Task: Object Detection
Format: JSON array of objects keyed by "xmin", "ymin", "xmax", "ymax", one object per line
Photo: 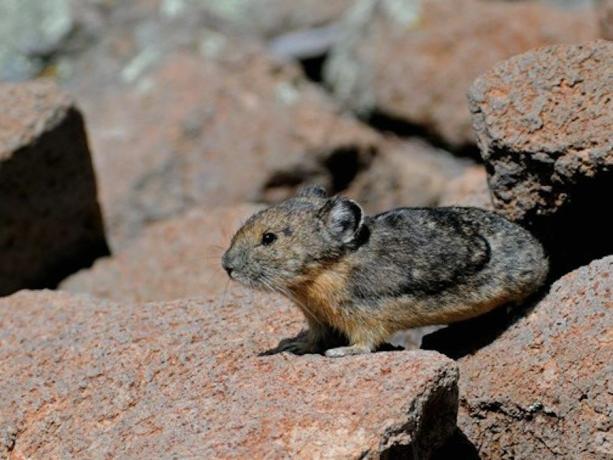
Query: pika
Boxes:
[{"xmin": 222, "ymin": 186, "xmax": 548, "ymax": 358}]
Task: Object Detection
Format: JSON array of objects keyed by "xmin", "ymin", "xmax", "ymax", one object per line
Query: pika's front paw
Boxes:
[
  {"xmin": 325, "ymin": 345, "xmax": 371, "ymax": 358},
  {"xmin": 274, "ymin": 333, "xmax": 320, "ymax": 355}
]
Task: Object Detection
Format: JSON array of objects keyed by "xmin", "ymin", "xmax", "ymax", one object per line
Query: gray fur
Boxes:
[{"xmin": 347, "ymin": 207, "xmax": 547, "ymax": 316}]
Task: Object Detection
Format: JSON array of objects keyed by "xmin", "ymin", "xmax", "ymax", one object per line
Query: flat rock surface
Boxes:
[
  {"xmin": 325, "ymin": 0, "xmax": 597, "ymax": 149},
  {"xmin": 0, "ymin": 80, "xmax": 108, "ymax": 296},
  {"xmin": 62, "ymin": 205, "xmax": 260, "ymax": 303},
  {"xmin": 0, "ymin": 290, "xmax": 459, "ymax": 459},
  {"xmin": 457, "ymin": 256, "xmax": 613, "ymax": 459}
]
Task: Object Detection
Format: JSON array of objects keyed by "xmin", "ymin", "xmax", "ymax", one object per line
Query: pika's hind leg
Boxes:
[
  {"xmin": 325, "ymin": 321, "xmax": 392, "ymax": 357},
  {"xmin": 325, "ymin": 344, "xmax": 372, "ymax": 358}
]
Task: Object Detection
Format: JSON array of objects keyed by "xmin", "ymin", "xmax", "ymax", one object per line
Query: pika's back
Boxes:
[{"xmin": 346, "ymin": 206, "xmax": 548, "ymax": 305}]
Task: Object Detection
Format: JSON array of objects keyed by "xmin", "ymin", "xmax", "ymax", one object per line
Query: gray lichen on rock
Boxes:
[{"xmin": 0, "ymin": 0, "xmax": 73, "ymax": 81}]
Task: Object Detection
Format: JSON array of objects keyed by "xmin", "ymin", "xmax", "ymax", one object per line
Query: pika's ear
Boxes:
[
  {"xmin": 297, "ymin": 184, "xmax": 327, "ymax": 198},
  {"xmin": 320, "ymin": 197, "xmax": 364, "ymax": 244}
]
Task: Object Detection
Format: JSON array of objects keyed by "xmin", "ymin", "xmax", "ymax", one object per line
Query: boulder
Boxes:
[
  {"xmin": 439, "ymin": 166, "xmax": 494, "ymax": 210},
  {"xmin": 453, "ymin": 255, "xmax": 612, "ymax": 459},
  {"xmin": 325, "ymin": 0, "xmax": 598, "ymax": 149},
  {"xmin": 62, "ymin": 205, "xmax": 260, "ymax": 303},
  {"xmin": 0, "ymin": 80, "xmax": 108, "ymax": 296},
  {"xmin": 469, "ymin": 40, "xmax": 613, "ymax": 272},
  {"xmin": 0, "ymin": 290, "xmax": 459, "ymax": 459}
]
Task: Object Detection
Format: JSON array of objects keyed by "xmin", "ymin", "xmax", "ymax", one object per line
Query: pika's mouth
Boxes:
[{"xmin": 226, "ymin": 269, "xmax": 260, "ymax": 288}]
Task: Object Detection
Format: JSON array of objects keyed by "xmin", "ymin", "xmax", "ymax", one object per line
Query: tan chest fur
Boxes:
[{"xmin": 289, "ymin": 261, "xmax": 353, "ymax": 330}]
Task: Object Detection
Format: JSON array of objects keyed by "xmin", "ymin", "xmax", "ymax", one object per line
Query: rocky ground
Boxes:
[{"xmin": 0, "ymin": 1, "xmax": 611, "ymax": 458}]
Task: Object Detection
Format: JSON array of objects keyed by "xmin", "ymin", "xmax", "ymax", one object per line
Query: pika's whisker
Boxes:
[{"xmin": 217, "ymin": 278, "xmax": 231, "ymax": 309}]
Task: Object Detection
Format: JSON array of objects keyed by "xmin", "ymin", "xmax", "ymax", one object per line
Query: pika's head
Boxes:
[{"xmin": 222, "ymin": 186, "xmax": 365, "ymax": 292}]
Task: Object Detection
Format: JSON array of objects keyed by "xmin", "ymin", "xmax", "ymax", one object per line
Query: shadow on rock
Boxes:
[
  {"xmin": 431, "ymin": 428, "xmax": 480, "ymax": 460},
  {"xmin": 421, "ymin": 289, "xmax": 548, "ymax": 360}
]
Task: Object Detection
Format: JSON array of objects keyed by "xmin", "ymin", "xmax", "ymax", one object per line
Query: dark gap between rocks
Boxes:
[
  {"xmin": 33, "ymin": 238, "xmax": 111, "ymax": 291},
  {"xmin": 522, "ymin": 171, "xmax": 613, "ymax": 280},
  {"xmin": 298, "ymin": 53, "xmax": 328, "ymax": 83},
  {"xmin": 430, "ymin": 429, "xmax": 480, "ymax": 460},
  {"xmin": 324, "ymin": 146, "xmax": 366, "ymax": 192},
  {"xmin": 364, "ymin": 109, "xmax": 482, "ymax": 161},
  {"xmin": 260, "ymin": 146, "xmax": 370, "ymax": 203}
]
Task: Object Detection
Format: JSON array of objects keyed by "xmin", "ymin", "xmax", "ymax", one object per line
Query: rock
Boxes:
[
  {"xmin": 0, "ymin": 0, "xmax": 73, "ymax": 81},
  {"xmin": 192, "ymin": 0, "xmax": 353, "ymax": 39},
  {"xmin": 346, "ymin": 138, "xmax": 470, "ymax": 213},
  {"xmin": 469, "ymin": 40, "xmax": 613, "ymax": 272},
  {"xmin": 62, "ymin": 205, "xmax": 260, "ymax": 303},
  {"xmin": 597, "ymin": 0, "xmax": 613, "ymax": 39},
  {"xmin": 449, "ymin": 256, "xmax": 612, "ymax": 459},
  {"xmin": 0, "ymin": 80, "xmax": 108, "ymax": 296},
  {"xmin": 439, "ymin": 166, "xmax": 494, "ymax": 210},
  {"xmin": 70, "ymin": 47, "xmax": 379, "ymax": 249},
  {"xmin": 325, "ymin": 0, "xmax": 598, "ymax": 149},
  {"xmin": 0, "ymin": 290, "xmax": 459, "ymax": 458}
]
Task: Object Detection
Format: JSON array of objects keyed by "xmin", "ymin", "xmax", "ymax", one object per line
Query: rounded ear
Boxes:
[
  {"xmin": 320, "ymin": 198, "xmax": 364, "ymax": 244},
  {"xmin": 297, "ymin": 184, "xmax": 327, "ymax": 198}
]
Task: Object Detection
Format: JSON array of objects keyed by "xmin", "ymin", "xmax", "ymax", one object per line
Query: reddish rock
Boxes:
[
  {"xmin": 598, "ymin": 0, "xmax": 613, "ymax": 39},
  {"xmin": 325, "ymin": 0, "xmax": 598, "ymax": 149},
  {"xmin": 0, "ymin": 80, "xmax": 108, "ymax": 296},
  {"xmin": 72, "ymin": 48, "xmax": 379, "ymax": 249},
  {"xmin": 0, "ymin": 290, "xmax": 459, "ymax": 459},
  {"xmin": 62, "ymin": 205, "xmax": 260, "ymax": 303},
  {"xmin": 453, "ymin": 256, "xmax": 612, "ymax": 459},
  {"xmin": 469, "ymin": 40, "xmax": 612, "ymax": 222},
  {"xmin": 469, "ymin": 40, "xmax": 613, "ymax": 271},
  {"xmin": 346, "ymin": 139, "xmax": 469, "ymax": 214},
  {"xmin": 439, "ymin": 166, "xmax": 494, "ymax": 210}
]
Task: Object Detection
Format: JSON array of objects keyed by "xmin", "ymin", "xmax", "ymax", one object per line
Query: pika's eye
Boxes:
[{"xmin": 261, "ymin": 232, "xmax": 277, "ymax": 246}]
